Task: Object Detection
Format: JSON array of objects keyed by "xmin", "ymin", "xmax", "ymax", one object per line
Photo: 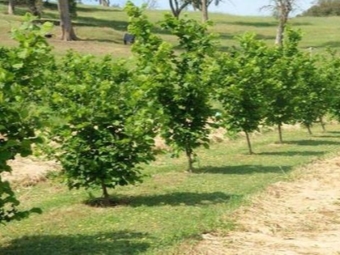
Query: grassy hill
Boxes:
[{"xmin": 1, "ymin": 2, "xmax": 340, "ymax": 58}]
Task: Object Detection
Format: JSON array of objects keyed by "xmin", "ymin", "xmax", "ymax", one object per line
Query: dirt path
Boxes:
[{"xmin": 193, "ymin": 155, "xmax": 340, "ymax": 255}]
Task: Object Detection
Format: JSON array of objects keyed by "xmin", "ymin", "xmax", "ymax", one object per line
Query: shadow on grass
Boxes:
[
  {"xmin": 196, "ymin": 165, "xmax": 291, "ymax": 175},
  {"xmin": 84, "ymin": 191, "xmax": 238, "ymax": 207},
  {"xmin": 284, "ymin": 139, "xmax": 340, "ymax": 146},
  {"xmin": 220, "ymin": 21, "xmax": 277, "ymax": 27},
  {"xmin": 220, "ymin": 21, "xmax": 311, "ymax": 27},
  {"xmin": 258, "ymin": 151, "xmax": 324, "ymax": 156},
  {"xmin": 75, "ymin": 17, "xmax": 129, "ymax": 31},
  {"xmin": 320, "ymin": 41, "xmax": 340, "ymax": 48},
  {"xmin": 0, "ymin": 231, "xmax": 150, "ymax": 255},
  {"xmin": 127, "ymin": 192, "xmax": 238, "ymax": 207}
]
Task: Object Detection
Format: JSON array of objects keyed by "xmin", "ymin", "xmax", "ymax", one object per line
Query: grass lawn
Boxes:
[
  {"xmin": 1, "ymin": 3, "xmax": 340, "ymax": 58},
  {"xmin": 1, "ymin": 123, "xmax": 340, "ymax": 255}
]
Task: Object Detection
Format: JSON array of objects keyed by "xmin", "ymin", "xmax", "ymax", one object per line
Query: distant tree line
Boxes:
[{"xmin": 301, "ymin": 0, "xmax": 340, "ymax": 16}]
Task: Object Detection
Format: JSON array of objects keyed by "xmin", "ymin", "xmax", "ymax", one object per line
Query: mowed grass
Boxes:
[
  {"xmin": 1, "ymin": 123, "xmax": 340, "ymax": 254},
  {"xmin": 1, "ymin": 2, "xmax": 340, "ymax": 58}
]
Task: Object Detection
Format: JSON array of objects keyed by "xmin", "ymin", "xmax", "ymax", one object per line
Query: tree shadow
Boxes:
[
  {"xmin": 284, "ymin": 139, "xmax": 340, "ymax": 146},
  {"xmin": 75, "ymin": 17, "xmax": 129, "ymax": 31},
  {"xmin": 320, "ymin": 41, "xmax": 340, "ymax": 48},
  {"xmin": 255, "ymin": 34, "xmax": 276, "ymax": 40},
  {"xmin": 220, "ymin": 21, "xmax": 277, "ymax": 27},
  {"xmin": 76, "ymin": 6, "xmax": 123, "ymax": 13},
  {"xmin": 84, "ymin": 191, "xmax": 238, "ymax": 207},
  {"xmin": 258, "ymin": 151, "xmax": 324, "ymax": 156},
  {"xmin": 0, "ymin": 231, "xmax": 150, "ymax": 255},
  {"xmin": 195, "ymin": 165, "xmax": 291, "ymax": 175},
  {"xmin": 126, "ymin": 192, "xmax": 239, "ymax": 207}
]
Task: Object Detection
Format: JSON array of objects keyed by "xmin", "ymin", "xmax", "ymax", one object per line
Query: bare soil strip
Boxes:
[{"xmin": 193, "ymin": 155, "xmax": 340, "ymax": 255}]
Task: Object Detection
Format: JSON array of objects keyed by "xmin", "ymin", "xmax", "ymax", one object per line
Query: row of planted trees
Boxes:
[{"xmin": 2, "ymin": 2, "xmax": 340, "ymax": 223}]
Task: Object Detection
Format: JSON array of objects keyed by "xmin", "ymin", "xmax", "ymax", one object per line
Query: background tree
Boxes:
[
  {"xmin": 143, "ymin": 0, "xmax": 158, "ymax": 9},
  {"xmin": 8, "ymin": 0, "xmax": 15, "ymax": 14},
  {"xmin": 302, "ymin": 0, "xmax": 340, "ymax": 16},
  {"xmin": 58, "ymin": 0, "xmax": 78, "ymax": 41},
  {"xmin": 169, "ymin": 0, "xmax": 191, "ymax": 18},
  {"xmin": 191, "ymin": 0, "xmax": 223, "ymax": 21},
  {"xmin": 262, "ymin": 0, "xmax": 296, "ymax": 46}
]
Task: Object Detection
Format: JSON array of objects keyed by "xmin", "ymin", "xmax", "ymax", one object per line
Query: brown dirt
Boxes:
[
  {"xmin": 191, "ymin": 155, "xmax": 340, "ymax": 255},
  {"xmin": 2, "ymin": 156, "xmax": 59, "ymax": 186}
]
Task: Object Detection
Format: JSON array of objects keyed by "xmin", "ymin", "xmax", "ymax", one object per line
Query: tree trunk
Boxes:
[
  {"xmin": 278, "ymin": 123, "xmax": 283, "ymax": 143},
  {"xmin": 102, "ymin": 0, "xmax": 110, "ymax": 7},
  {"xmin": 185, "ymin": 144, "xmax": 194, "ymax": 173},
  {"xmin": 8, "ymin": 0, "xmax": 15, "ymax": 15},
  {"xmin": 58, "ymin": 0, "xmax": 78, "ymax": 41},
  {"xmin": 101, "ymin": 181, "xmax": 110, "ymax": 205},
  {"xmin": 319, "ymin": 116, "xmax": 326, "ymax": 132},
  {"xmin": 169, "ymin": 0, "xmax": 188, "ymax": 19},
  {"xmin": 27, "ymin": 0, "xmax": 41, "ymax": 17},
  {"xmin": 275, "ymin": 0, "xmax": 292, "ymax": 46},
  {"xmin": 245, "ymin": 131, "xmax": 254, "ymax": 154},
  {"xmin": 201, "ymin": 0, "xmax": 208, "ymax": 22},
  {"xmin": 306, "ymin": 124, "xmax": 312, "ymax": 135}
]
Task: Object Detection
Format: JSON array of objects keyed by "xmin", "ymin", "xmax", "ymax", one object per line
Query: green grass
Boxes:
[
  {"xmin": 1, "ymin": 123, "xmax": 340, "ymax": 254},
  {"xmin": 2, "ymin": 3, "xmax": 340, "ymax": 58}
]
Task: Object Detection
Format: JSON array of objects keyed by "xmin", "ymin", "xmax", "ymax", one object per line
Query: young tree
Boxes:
[
  {"xmin": 0, "ymin": 16, "xmax": 52, "ymax": 224},
  {"xmin": 263, "ymin": 28, "xmax": 303, "ymax": 143},
  {"xmin": 47, "ymin": 53, "xmax": 158, "ymax": 204},
  {"xmin": 126, "ymin": 2, "xmax": 217, "ymax": 172},
  {"xmin": 215, "ymin": 33, "xmax": 272, "ymax": 154},
  {"xmin": 294, "ymin": 54, "xmax": 333, "ymax": 134},
  {"xmin": 58, "ymin": 0, "xmax": 78, "ymax": 41}
]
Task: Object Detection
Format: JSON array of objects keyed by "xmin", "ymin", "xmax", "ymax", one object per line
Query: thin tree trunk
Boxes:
[
  {"xmin": 8, "ymin": 0, "xmax": 15, "ymax": 15},
  {"xmin": 58, "ymin": 0, "xmax": 78, "ymax": 41},
  {"xmin": 319, "ymin": 116, "xmax": 326, "ymax": 132},
  {"xmin": 185, "ymin": 144, "xmax": 194, "ymax": 173},
  {"xmin": 245, "ymin": 131, "xmax": 254, "ymax": 154},
  {"xmin": 278, "ymin": 123, "xmax": 283, "ymax": 143},
  {"xmin": 101, "ymin": 181, "xmax": 110, "ymax": 205},
  {"xmin": 201, "ymin": 0, "xmax": 208, "ymax": 22},
  {"xmin": 275, "ymin": 21, "xmax": 285, "ymax": 46},
  {"xmin": 306, "ymin": 124, "xmax": 312, "ymax": 135}
]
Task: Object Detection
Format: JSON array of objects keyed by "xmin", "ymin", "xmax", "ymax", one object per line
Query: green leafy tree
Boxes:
[
  {"xmin": 126, "ymin": 2, "xmax": 217, "ymax": 172},
  {"xmin": 294, "ymin": 54, "xmax": 333, "ymax": 134},
  {"xmin": 47, "ymin": 53, "xmax": 157, "ymax": 204},
  {"xmin": 263, "ymin": 28, "xmax": 303, "ymax": 143},
  {"xmin": 0, "ymin": 15, "xmax": 52, "ymax": 224},
  {"xmin": 324, "ymin": 51, "xmax": 340, "ymax": 122},
  {"xmin": 215, "ymin": 33, "xmax": 272, "ymax": 154}
]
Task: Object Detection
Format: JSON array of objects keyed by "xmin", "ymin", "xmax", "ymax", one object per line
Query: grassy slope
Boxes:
[
  {"xmin": 1, "ymin": 4, "xmax": 340, "ymax": 255},
  {"xmin": 1, "ymin": 3, "xmax": 340, "ymax": 58}
]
